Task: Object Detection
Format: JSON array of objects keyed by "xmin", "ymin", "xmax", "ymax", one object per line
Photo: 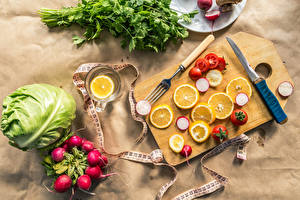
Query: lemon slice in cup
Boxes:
[{"xmin": 90, "ymin": 75, "xmax": 115, "ymax": 99}]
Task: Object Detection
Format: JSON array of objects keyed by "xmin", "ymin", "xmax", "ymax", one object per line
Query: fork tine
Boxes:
[
  {"xmin": 148, "ymin": 86, "xmax": 165, "ymax": 104},
  {"xmin": 144, "ymin": 83, "xmax": 163, "ymax": 101},
  {"xmin": 150, "ymin": 87, "xmax": 168, "ymax": 104}
]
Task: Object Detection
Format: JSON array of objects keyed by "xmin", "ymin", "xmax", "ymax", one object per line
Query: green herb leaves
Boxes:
[{"xmin": 39, "ymin": 0, "xmax": 197, "ymax": 52}]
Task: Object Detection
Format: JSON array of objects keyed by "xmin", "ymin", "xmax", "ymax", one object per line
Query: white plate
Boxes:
[{"xmin": 170, "ymin": 0, "xmax": 247, "ymax": 33}]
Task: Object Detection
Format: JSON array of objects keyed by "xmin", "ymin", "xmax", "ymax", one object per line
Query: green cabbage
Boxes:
[{"xmin": 1, "ymin": 84, "xmax": 76, "ymax": 151}]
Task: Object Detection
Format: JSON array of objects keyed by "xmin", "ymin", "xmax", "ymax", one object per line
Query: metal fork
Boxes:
[{"xmin": 144, "ymin": 34, "xmax": 215, "ymax": 104}]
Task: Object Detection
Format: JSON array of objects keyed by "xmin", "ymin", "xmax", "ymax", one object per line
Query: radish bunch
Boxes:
[{"xmin": 42, "ymin": 135, "xmax": 112, "ymax": 194}]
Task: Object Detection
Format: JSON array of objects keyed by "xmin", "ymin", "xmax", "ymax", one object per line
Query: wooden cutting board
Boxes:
[{"xmin": 134, "ymin": 32, "xmax": 293, "ymax": 166}]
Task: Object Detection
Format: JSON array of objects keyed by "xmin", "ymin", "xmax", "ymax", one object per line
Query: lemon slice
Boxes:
[
  {"xmin": 169, "ymin": 134, "xmax": 185, "ymax": 153},
  {"xmin": 150, "ymin": 104, "xmax": 174, "ymax": 129},
  {"xmin": 208, "ymin": 92, "xmax": 234, "ymax": 119},
  {"xmin": 206, "ymin": 70, "xmax": 223, "ymax": 87},
  {"xmin": 90, "ymin": 75, "xmax": 114, "ymax": 99},
  {"xmin": 226, "ymin": 77, "xmax": 252, "ymax": 101},
  {"xmin": 189, "ymin": 121, "xmax": 210, "ymax": 143},
  {"xmin": 173, "ymin": 84, "xmax": 199, "ymax": 109},
  {"xmin": 191, "ymin": 103, "xmax": 216, "ymax": 124}
]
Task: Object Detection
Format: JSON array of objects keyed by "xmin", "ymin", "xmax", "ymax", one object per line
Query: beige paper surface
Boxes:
[{"xmin": 0, "ymin": 0, "xmax": 299, "ymax": 199}]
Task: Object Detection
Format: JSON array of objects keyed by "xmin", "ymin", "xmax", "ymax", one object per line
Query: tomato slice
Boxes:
[
  {"xmin": 204, "ymin": 53, "xmax": 219, "ymax": 69},
  {"xmin": 216, "ymin": 57, "xmax": 226, "ymax": 71},
  {"xmin": 195, "ymin": 58, "xmax": 209, "ymax": 73}
]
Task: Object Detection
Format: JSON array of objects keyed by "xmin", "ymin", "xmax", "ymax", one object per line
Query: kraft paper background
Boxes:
[{"xmin": 0, "ymin": 0, "xmax": 299, "ymax": 199}]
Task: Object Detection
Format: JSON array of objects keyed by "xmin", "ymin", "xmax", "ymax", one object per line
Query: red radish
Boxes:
[
  {"xmin": 68, "ymin": 135, "xmax": 82, "ymax": 148},
  {"xmin": 87, "ymin": 149, "xmax": 101, "ymax": 166},
  {"xmin": 62, "ymin": 143, "xmax": 69, "ymax": 151},
  {"xmin": 136, "ymin": 100, "xmax": 151, "ymax": 116},
  {"xmin": 205, "ymin": 10, "xmax": 220, "ymax": 21},
  {"xmin": 180, "ymin": 145, "xmax": 192, "ymax": 157},
  {"xmin": 278, "ymin": 81, "xmax": 294, "ymax": 97},
  {"xmin": 197, "ymin": 0, "xmax": 212, "ymax": 11},
  {"xmin": 235, "ymin": 92, "xmax": 249, "ymax": 106},
  {"xmin": 82, "ymin": 141, "xmax": 94, "ymax": 153},
  {"xmin": 85, "ymin": 165, "xmax": 101, "ymax": 179},
  {"xmin": 77, "ymin": 175, "xmax": 91, "ymax": 190},
  {"xmin": 196, "ymin": 78, "xmax": 209, "ymax": 93},
  {"xmin": 176, "ymin": 116, "xmax": 190, "ymax": 131},
  {"xmin": 51, "ymin": 147, "xmax": 66, "ymax": 162},
  {"xmin": 98, "ymin": 154, "xmax": 108, "ymax": 168},
  {"xmin": 54, "ymin": 175, "xmax": 72, "ymax": 193}
]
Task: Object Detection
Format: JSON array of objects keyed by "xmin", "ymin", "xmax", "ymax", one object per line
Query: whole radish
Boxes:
[
  {"xmin": 51, "ymin": 147, "xmax": 66, "ymax": 162},
  {"xmin": 77, "ymin": 175, "xmax": 91, "ymax": 190},
  {"xmin": 54, "ymin": 175, "xmax": 72, "ymax": 193},
  {"xmin": 87, "ymin": 149, "xmax": 101, "ymax": 166},
  {"xmin": 98, "ymin": 154, "xmax": 108, "ymax": 168},
  {"xmin": 197, "ymin": 0, "xmax": 212, "ymax": 11},
  {"xmin": 82, "ymin": 141, "xmax": 94, "ymax": 153},
  {"xmin": 180, "ymin": 145, "xmax": 192, "ymax": 157},
  {"xmin": 85, "ymin": 165, "xmax": 101, "ymax": 179},
  {"xmin": 68, "ymin": 135, "xmax": 82, "ymax": 148}
]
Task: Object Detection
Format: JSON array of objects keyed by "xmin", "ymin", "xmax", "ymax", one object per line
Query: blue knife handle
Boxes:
[{"xmin": 255, "ymin": 79, "xmax": 287, "ymax": 124}]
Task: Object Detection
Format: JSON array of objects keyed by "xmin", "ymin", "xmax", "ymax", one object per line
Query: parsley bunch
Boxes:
[{"xmin": 39, "ymin": 0, "xmax": 197, "ymax": 52}]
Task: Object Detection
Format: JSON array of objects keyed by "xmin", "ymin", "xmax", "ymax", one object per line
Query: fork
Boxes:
[{"xmin": 144, "ymin": 34, "xmax": 215, "ymax": 104}]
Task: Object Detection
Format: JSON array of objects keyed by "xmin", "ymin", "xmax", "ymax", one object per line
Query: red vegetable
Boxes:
[
  {"xmin": 204, "ymin": 10, "xmax": 221, "ymax": 21},
  {"xmin": 216, "ymin": 57, "xmax": 227, "ymax": 71},
  {"xmin": 189, "ymin": 67, "xmax": 202, "ymax": 81},
  {"xmin": 77, "ymin": 175, "xmax": 91, "ymax": 191},
  {"xmin": 235, "ymin": 92, "xmax": 249, "ymax": 107},
  {"xmin": 180, "ymin": 145, "xmax": 192, "ymax": 157},
  {"xmin": 85, "ymin": 165, "xmax": 101, "ymax": 179},
  {"xmin": 54, "ymin": 175, "xmax": 72, "ymax": 193},
  {"xmin": 212, "ymin": 125, "xmax": 228, "ymax": 142},
  {"xmin": 51, "ymin": 147, "xmax": 66, "ymax": 162},
  {"xmin": 87, "ymin": 149, "xmax": 101, "ymax": 166},
  {"xmin": 82, "ymin": 141, "xmax": 94, "ymax": 153},
  {"xmin": 68, "ymin": 135, "xmax": 82, "ymax": 148},
  {"xmin": 277, "ymin": 81, "xmax": 294, "ymax": 97},
  {"xmin": 195, "ymin": 78, "xmax": 209, "ymax": 93},
  {"xmin": 99, "ymin": 154, "xmax": 108, "ymax": 168},
  {"xmin": 195, "ymin": 58, "xmax": 209, "ymax": 73},
  {"xmin": 231, "ymin": 109, "xmax": 248, "ymax": 126},
  {"xmin": 136, "ymin": 100, "xmax": 152, "ymax": 116},
  {"xmin": 197, "ymin": 0, "xmax": 212, "ymax": 11},
  {"xmin": 205, "ymin": 53, "xmax": 219, "ymax": 69}
]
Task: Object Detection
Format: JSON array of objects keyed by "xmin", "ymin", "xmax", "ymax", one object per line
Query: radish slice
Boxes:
[
  {"xmin": 196, "ymin": 78, "xmax": 210, "ymax": 93},
  {"xmin": 205, "ymin": 10, "xmax": 221, "ymax": 21},
  {"xmin": 136, "ymin": 100, "xmax": 151, "ymax": 116},
  {"xmin": 278, "ymin": 81, "xmax": 294, "ymax": 97},
  {"xmin": 176, "ymin": 116, "xmax": 190, "ymax": 131},
  {"xmin": 235, "ymin": 92, "xmax": 249, "ymax": 107}
]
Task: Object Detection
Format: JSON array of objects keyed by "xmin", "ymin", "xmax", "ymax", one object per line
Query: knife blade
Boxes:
[{"xmin": 226, "ymin": 37, "xmax": 287, "ymax": 124}]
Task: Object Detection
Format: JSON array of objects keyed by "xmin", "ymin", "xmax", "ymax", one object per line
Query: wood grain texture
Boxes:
[{"xmin": 134, "ymin": 32, "xmax": 293, "ymax": 166}]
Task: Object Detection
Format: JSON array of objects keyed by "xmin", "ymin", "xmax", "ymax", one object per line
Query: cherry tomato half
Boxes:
[
  {"xmin": 216, "ymin": 57, "xmax": 226, "ymax": 71},
  {"xmin": 205, "ymin": 53, "xmax": 219, "ymax": 69},
  {"xmin": 189, "ymin": 67, "xmax": 202, "ymax": 81},
  {"xmin": 195, "ymin": 58, "xmax": 209, "ymax": 73}
]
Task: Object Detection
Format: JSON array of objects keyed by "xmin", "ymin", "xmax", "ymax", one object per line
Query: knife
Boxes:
[{"xmin": 226, "ymin": 37, "xmax": 288, "ymax": 124}]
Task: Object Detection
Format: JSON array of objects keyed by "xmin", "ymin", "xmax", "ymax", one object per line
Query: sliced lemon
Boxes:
[
  {"xmin": 189, "ymin": 121, "xmax": 210, "ymax": 143},
  {"xmin": 226, "ymin": 77, "xmax": 252, "ymax": 101},
  {"xmin": 191, "ymin": 103, "xmax": 216, "ymax": 124},
  {"xmin": 90, "ymin": 75, "xmax": 114, "ymax": 99},
  {"xmin": 208, "ymin": 92, "xmax": 234, "ymax": 119},
  {"xmin": 173, "ymin": 84, "xmax": 199, "ymax": 109},
  {"xmin": 169, "ymin": 134, "xmax": 185, "ymax": 153},
  {"xmin": 150, "ymin": 104, "xmax": 174, "ymax": 129},
  {"xmin": 206, "ymin": 69, "xmax": 223, "ymax": 87}
]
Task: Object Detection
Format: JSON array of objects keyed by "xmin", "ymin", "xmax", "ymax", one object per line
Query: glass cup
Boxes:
[{"xmin": 85, "ymin": 66, "xmax": 123, "ymax": 112}]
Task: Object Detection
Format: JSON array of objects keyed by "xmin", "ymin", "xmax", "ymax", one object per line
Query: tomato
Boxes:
[
  {"xmin": 204, "ymin": 53, "xmax": 219, "ymax": 69},
  {"xmin": 231, "ymin": 109, "xmax": 248, "ymax": 126},
  {"xmin": 195, "ymin": 58, "xmax": 209, "ymax": 73},
  {"xmin": 212, "ymin": 125, "xmax": 228, "ymax": 142},
  {"xmin": 189, "ymin": 67, "xmax": 202, "ymax": 81},
  {"xmin": 216, "ymin": 57, "xmax": 226, "ymax": 71}
]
